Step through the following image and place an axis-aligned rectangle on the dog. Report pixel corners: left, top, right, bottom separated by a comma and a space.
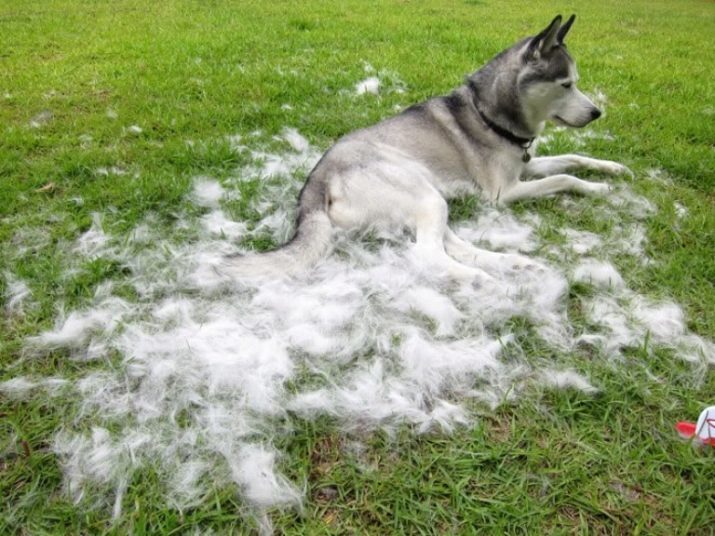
223, 14, 630, 281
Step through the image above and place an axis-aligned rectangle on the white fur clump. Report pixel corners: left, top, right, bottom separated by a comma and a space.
644, 168, 673, 185
396, 286, 464, 336
0, 376, 36, 397
53, 427, 134, 519
281, 127, 311, 153
6, 129, 713, 530
29, 110, 53, 128
607, 187, 657, 220
355, 76, 381, 95
674, 202, 688, 220
200, 210, 247, 240
611, 224, 649, 261
455, 209, 538, 252
562, 228, 602, 255
73, 213, 111, 259
540, 369, 597, 393
232, 445, 302, 508
247, 129, 321, 181
577, 291, 714, 365
573, 258, 625, 289
26, 295, 130, 358
632, 297, 686, 342
4, 272, 32, 315
95, 166, 127, 177
191, 177, 225, 208
352, 64, 406, 96
560, 187, 653, 263
0, 377, 68, 399
10, 226, 52, 259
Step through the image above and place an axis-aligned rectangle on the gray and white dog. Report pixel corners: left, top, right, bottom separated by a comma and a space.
224, 14, 630, 281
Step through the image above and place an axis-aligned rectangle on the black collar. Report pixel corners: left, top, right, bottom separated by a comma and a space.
476, 107, 534, 149
466, 80, 535, 161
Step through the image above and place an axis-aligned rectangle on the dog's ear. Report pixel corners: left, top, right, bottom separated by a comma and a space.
527, 15, 562, 61
557, 14, 576, 44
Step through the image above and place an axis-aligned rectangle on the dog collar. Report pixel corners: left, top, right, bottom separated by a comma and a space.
476, 107, 535, 162
466, 81, 535, 162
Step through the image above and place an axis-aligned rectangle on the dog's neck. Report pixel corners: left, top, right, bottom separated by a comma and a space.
466, 79, 536, 148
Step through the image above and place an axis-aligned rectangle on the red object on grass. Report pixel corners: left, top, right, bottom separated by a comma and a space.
676, 421, 715, 446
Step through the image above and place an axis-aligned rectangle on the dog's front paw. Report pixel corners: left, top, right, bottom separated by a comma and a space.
600, 160, 633, 178
583, 181, 612, 196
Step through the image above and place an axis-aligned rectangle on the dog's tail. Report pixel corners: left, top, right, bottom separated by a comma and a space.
220, 176, 333, 279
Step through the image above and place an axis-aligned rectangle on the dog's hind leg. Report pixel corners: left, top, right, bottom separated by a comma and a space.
411, 192, 495, 282
328, 161, 492, 282
523, 155, 632, 179
497, 174, 611, 203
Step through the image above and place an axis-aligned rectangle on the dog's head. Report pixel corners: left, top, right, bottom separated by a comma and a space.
518, 15, 602, 129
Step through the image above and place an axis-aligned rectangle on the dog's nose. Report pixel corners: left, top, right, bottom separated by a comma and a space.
591, 108, 602, 120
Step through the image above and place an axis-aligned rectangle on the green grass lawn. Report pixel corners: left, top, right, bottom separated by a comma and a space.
2, 0, 714, 533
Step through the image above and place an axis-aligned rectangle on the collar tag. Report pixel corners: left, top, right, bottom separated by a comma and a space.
521, 139, 533, 163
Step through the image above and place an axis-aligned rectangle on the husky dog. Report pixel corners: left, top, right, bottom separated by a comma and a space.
224, 14, 630, 281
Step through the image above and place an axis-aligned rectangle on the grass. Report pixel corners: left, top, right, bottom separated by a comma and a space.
1, 0, 714, 533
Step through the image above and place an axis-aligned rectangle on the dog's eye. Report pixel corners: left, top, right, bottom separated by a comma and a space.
561, 82, 573, 89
